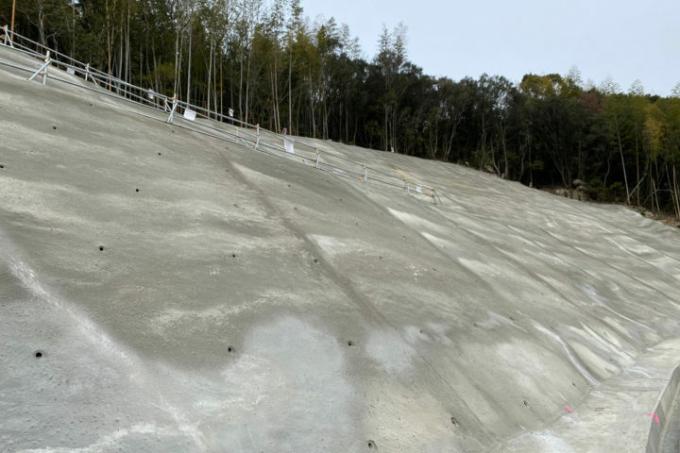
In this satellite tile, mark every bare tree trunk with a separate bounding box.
[383,105,389,151]
[674,166,680,219]
[207,40,213,114]
[667,165,680,219]
[238,45,244,120]
[117,8,123,83]
[615,118,631,204]
[71,0,75,57]
[270,69,278,131]
[36,1,47,46]
[635,136,641,206]
[244,44,253,123]
[186,17,192,104]
[173,27,180,96]
[106,0,113,77]
[125,3,130,83]
[288,33,292,132]
[219,51,224,116]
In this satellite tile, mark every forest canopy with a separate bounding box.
[2,0,680,218]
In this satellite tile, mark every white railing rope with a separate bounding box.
[0,29,440,204]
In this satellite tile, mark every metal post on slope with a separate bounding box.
[2,25,8,46]
[363,166,368,183]
[255,124,261,150]
[166,95,178,123]
[28,51,51,85]
[84,63,90,82]
[315,152,320,169]
[42,52,50,85]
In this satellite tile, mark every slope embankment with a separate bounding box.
[2,43,680,452]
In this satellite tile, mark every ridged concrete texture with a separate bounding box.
[1,46,680,452]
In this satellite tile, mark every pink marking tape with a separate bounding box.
[646,412,661,426]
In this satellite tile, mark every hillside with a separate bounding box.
[1,44,680,452]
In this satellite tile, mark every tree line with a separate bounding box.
[2,0,680,218]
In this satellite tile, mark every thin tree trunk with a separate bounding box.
[186,17,192,104]
[674,166,680,219]
[615,118,631,204]
[207,40,213,114]
[288,32,293,131]
[244,44,253,123]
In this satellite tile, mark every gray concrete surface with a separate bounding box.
[654,364,680,453]
[661,394,680,453]
[660,389,680,452]
[2,44,680,452]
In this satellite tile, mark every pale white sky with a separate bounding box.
[303,0,680,95]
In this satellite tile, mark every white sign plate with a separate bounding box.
[283,138,295,155]
[183,108,197,121]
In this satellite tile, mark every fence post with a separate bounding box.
[255,124,261,150]
[167,95,178,123]
[85,63,90,82]
[42,51,50,85]
[27,51,51,84]
[363,166,368,183]
[2,25,8,46]
[315,152,320,169]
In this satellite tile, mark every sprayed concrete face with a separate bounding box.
[1,46,680,452]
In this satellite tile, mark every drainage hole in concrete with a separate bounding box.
[228,346,234,353]
[450,416,458,426]
[367,440,377,449]
[34,351,44,359]
[347,341,354,347]
[99,246,105,252]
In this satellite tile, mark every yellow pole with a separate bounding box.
[10,0,16,35]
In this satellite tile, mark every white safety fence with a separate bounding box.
[0,26,441,204]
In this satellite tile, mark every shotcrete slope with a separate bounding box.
[1,45,680,452]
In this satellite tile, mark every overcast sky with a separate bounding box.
[303,0,679,96]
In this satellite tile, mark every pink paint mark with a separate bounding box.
[646,412,661,426]
[564,405,574,414]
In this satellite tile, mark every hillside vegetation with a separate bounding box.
[2,0,680,218]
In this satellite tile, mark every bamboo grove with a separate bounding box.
[2,0,680,218]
